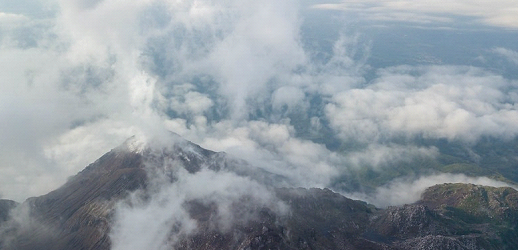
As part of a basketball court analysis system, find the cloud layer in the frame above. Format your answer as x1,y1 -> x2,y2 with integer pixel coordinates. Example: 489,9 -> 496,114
312,0 -> 518,28
0,0 -> 517,205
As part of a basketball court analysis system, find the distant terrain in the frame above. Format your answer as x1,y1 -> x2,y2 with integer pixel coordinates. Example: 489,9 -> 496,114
335,137 -> 518,194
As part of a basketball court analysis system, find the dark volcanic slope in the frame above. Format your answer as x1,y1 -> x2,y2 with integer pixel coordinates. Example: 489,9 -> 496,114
0,200 -> 17,223
177,185 -> 518,250
1,136 -> 517,250
0,142 -> 147,250
177,188 -> 385,250
0,136 -> 227,250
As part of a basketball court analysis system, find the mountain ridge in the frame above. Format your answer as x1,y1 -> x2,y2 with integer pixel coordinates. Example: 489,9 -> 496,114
0,135 -> 517,249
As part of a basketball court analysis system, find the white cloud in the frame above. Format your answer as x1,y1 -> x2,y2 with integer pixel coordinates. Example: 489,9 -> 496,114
493,47 -> 518,66
192,120 -> 341,188
0,0 -> 516,207
0,12 -> 29,26
312,0 -> 518,28
110,168 -> 287,250
326,65 -> 518,143
0,0 -> 305,201
202,0 -> 306,119
272,86 -> 306,111
43,119 -> 140,174
0,0 -> 174,200
169,84 -> 213,115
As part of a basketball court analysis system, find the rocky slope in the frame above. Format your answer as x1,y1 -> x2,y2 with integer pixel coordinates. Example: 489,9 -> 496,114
0,136 -> 517,249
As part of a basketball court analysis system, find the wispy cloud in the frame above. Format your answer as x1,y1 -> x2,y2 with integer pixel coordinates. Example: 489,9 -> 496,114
312,0 -> 518,29
494,47 -> 518,65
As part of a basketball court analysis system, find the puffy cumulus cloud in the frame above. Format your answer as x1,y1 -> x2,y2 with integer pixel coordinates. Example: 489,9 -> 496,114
326,65 -> 518,143
347,173 -> 518,207
312,0 -> 518,28
110,168 -> 287,250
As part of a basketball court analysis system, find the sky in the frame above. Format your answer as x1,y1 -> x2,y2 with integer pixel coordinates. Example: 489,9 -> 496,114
1,0 -> 518,203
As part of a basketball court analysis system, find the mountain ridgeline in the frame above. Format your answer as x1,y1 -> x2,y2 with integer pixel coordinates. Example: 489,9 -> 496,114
0,135 -> 517,249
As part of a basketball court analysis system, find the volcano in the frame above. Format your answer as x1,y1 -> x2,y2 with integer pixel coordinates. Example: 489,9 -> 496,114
0,134 -> 517,250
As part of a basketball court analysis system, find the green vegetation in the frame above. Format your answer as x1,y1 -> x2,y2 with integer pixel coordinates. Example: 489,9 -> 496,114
422,183 -> 518,225
417,183 -> 518,248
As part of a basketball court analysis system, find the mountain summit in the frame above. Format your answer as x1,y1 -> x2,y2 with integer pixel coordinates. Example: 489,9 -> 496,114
0,134 -> 517,249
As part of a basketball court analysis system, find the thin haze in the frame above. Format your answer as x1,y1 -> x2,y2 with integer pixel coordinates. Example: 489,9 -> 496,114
0,0 -> 517,205
313,0 -> 518,28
